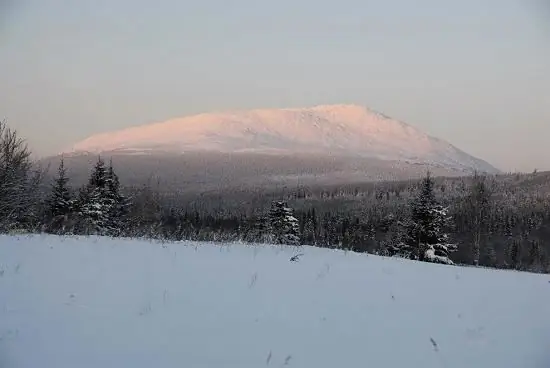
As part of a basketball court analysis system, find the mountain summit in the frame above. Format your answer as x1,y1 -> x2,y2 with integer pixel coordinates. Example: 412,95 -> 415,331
68,104 -> 498,174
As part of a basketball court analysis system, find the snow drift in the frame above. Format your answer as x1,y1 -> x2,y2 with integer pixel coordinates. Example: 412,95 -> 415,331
67,104 -> 499,173
1,235 -> 548,368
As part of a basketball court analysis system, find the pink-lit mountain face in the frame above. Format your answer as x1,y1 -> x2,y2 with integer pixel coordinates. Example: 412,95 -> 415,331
68,104 -> 499,174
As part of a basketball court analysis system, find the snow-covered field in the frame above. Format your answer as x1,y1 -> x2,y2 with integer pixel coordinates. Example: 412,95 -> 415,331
1,235 -> 549,368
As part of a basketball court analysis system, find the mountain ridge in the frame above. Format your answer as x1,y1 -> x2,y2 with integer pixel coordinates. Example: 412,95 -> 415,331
67,104 -> 499,174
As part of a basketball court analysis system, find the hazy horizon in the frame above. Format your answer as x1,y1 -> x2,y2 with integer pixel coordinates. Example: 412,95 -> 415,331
1,0 -> 549,172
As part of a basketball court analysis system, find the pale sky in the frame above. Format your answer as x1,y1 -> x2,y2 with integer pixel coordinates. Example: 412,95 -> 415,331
1,0 -> 549,171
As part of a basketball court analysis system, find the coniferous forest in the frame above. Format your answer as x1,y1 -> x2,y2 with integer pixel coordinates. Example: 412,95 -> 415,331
2,119 -> 549,273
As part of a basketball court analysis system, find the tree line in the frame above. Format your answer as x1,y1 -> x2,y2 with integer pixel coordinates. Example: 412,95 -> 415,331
46,156 -> 129,236
1,119 -> 548,273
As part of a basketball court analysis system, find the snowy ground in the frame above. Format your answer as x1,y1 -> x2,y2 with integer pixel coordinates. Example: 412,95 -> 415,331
0,235 -> 549,368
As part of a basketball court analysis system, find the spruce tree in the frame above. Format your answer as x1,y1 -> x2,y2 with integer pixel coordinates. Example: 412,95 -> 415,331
77,156 -> 113,235
466,172 -> 491,266
105,159 -> 128,235
508,239 -> 521,270
399,172 -> 457,265
528,239 -> 543,272
89,156 -> 108,188
269,200 -> 300,246
47,157 -> 73,232
253,215 -> 271,243
302,208 -> 317,245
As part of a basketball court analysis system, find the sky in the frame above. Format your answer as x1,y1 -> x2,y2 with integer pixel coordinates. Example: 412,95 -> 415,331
1,0 -> 549,171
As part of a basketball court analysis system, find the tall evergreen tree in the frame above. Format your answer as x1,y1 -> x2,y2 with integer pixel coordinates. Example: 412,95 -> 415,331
105,159 -> 129,235
47,157 -> 73,232
301,208 -> 317,245
528,239 -> 543,272
399,172 -> 457,265
252,215 -> 272,243
77,156 -> 114,235
507,239 -> 522,270
88,156 -> 108,188
48,157 -> 72,218
466,172 -> 491,265
269,200 -> 300,246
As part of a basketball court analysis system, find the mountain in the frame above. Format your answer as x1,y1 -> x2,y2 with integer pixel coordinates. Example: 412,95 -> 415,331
67,104 -> 499,174
52,105 -> 500,191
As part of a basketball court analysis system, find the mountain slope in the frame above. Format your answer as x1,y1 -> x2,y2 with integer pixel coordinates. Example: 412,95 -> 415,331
68,104 -> 499,174
1,235 -> 548,367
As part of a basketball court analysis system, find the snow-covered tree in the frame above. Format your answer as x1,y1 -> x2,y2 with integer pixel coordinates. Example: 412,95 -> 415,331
507,239 -> 522,270
0,119 -> 44,231
528,239 -> 544,272
398,172 -> 457,265
421,205 -> 457,265
269,200 -> 300,246
48,158 -> 72,216
77,157 -> 114,235
104,159 -> 130,235
88,156 -> 108,188
464,172 -> 492,265
300,208 -> 317,245
47,157 -> 74,232
245,215 -> 272,243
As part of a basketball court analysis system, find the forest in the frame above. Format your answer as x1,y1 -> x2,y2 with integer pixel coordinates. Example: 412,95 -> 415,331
1,119 -> 549,273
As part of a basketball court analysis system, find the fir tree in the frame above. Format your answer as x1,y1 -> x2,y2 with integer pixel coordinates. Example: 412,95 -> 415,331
507,239 -> 521,270
49,158 -> 72,217
302,208 -> 317,245
483,245 -> 498,268
269,200 -> 300,246
105,159 -> 129,235
47,157 -> 73,232
254,215 -> 272,243
77,156 -> 114,235
88,156 -> 108,188
528,239 -> 543,272
399,172 -> 457,265
466,172 -> 491,266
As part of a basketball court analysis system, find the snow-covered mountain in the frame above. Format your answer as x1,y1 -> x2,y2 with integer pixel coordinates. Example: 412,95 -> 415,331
68,104 -> 499,174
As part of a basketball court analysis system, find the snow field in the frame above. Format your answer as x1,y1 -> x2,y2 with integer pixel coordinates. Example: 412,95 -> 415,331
0,234 -> 548,368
